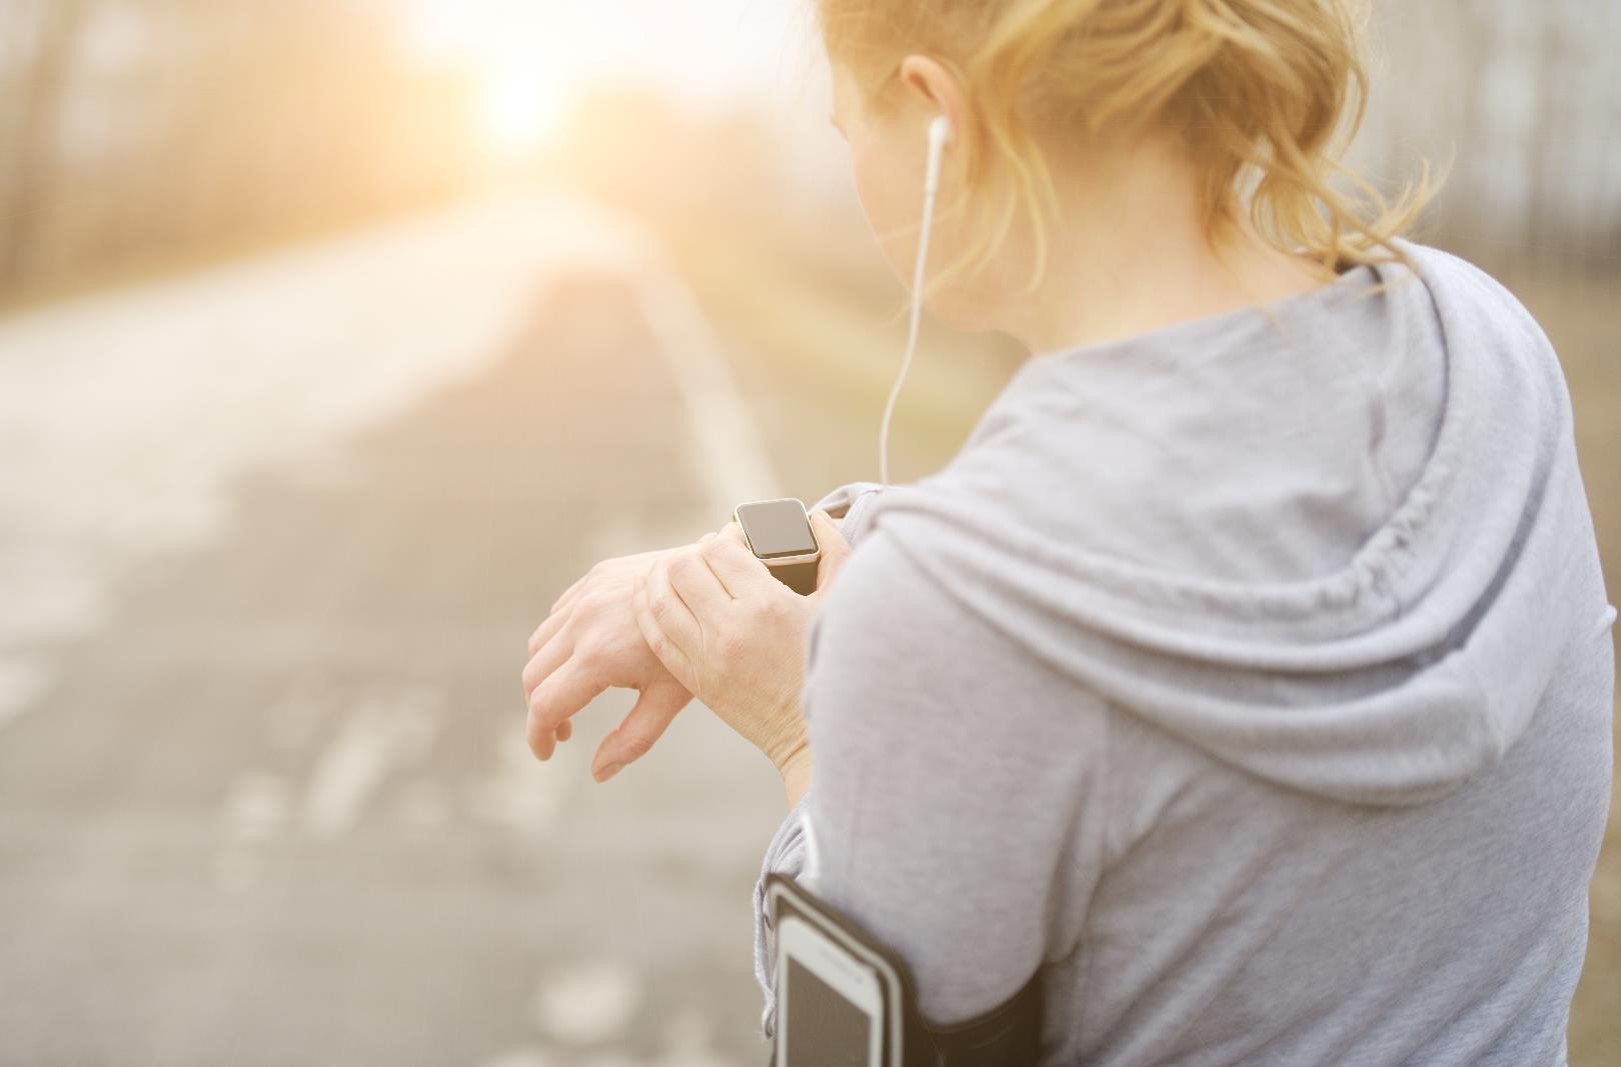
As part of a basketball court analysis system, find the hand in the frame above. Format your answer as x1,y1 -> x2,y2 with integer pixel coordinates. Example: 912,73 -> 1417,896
630,510 -> 852,785
521,547 -> 696,774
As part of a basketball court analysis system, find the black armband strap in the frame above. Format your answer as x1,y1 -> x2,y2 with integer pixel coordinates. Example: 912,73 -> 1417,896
909,966 -> 1043,1066
764,874 -> 1044,1067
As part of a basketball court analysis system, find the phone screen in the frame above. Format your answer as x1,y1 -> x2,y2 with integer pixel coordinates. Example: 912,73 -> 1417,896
784,958 -> 875,1066
737,500 -> 817,559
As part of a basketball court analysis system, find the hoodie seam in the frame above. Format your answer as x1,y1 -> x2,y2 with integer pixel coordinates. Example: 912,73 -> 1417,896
1364,250 -> 1455,623
1068,699 -> 1111,1046
942,245 -> 1465,628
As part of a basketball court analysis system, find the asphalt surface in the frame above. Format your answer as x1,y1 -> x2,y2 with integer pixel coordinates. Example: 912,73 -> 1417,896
0,215 -> 819,1066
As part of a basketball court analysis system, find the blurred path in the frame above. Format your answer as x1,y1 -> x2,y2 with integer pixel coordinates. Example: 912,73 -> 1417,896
0,196 -> 801,1065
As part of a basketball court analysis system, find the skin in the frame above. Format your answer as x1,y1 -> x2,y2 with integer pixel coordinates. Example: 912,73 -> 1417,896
628,512 -> 850,805
832,54 -> 1337,350
522,513 -> 851,807
522,49 -> 1341,805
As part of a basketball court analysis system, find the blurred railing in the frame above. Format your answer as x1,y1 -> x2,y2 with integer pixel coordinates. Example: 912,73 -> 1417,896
1354,0 -> 1621,277
0,0 -> 482,301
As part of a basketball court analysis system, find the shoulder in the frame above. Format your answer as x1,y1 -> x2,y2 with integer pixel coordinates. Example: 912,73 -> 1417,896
806,513 -> 1109,746
1394,239 -> 1573,421
810,524 -> 992,691
1391,239 -> 1551,347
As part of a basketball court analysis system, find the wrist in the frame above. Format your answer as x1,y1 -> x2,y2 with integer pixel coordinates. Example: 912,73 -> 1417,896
759,688 -> 808,776
777,741 -> 812,809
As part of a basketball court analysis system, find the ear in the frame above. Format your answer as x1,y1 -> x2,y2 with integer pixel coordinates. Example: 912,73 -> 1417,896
897,54 -> 966,152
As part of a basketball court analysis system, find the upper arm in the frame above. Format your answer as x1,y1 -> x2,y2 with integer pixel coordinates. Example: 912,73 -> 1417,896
802,527 -> 1109,1023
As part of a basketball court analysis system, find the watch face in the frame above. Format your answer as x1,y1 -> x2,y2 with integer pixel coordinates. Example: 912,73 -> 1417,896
736,499 -> 818,559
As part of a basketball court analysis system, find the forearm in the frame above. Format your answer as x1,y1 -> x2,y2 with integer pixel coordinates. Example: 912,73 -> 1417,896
763,480 -> 870,810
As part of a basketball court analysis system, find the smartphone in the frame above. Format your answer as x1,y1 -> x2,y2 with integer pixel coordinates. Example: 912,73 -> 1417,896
775,915 -> 885,1067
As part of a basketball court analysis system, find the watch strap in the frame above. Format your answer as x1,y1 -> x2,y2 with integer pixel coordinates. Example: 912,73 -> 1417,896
769,558 -> 820,596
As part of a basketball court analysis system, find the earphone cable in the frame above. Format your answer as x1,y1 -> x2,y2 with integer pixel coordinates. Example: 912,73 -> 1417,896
878,177 -> 939,489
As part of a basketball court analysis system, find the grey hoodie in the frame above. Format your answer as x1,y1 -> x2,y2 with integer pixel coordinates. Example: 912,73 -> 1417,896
750,241 -> 1616,1065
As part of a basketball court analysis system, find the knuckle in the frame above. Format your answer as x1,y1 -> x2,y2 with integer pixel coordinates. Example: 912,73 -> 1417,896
572,632 -> 604,666
597,633 -> 634,665
575,589 -> 607,617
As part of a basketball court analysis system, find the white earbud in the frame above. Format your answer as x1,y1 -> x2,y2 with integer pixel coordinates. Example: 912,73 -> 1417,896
924,114 -> 953,195
878,113 -> 954,489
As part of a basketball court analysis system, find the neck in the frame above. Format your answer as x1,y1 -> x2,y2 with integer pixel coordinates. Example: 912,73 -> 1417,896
977,137 -> 1335,356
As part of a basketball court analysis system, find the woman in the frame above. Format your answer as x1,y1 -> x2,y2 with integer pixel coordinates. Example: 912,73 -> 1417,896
521,0 -> 1616,1062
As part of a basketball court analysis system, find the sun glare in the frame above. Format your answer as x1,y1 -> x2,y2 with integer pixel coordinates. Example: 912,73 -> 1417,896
402,0 -> 818,160
405,0 -> 575,158
481,68 -> 563,156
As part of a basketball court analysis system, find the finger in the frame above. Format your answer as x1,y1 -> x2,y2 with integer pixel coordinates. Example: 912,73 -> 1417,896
521,628 -> 572,698
549,569 -> 592,617
530,578 -> 589,653
526,659 -> 606,761
633,570 -> 697,691
809,510 -> 853,593
531,576 -> 590,654
555,719 -> 573,743
644,554 -> 705,660
527,600 -> 574,656
811,508 -> 851,550
591,680 -> 692,782
665,545 -> 732,619
700,522 -> 777,599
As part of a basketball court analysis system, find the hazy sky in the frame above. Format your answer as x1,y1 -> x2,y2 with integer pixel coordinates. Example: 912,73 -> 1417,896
400,0 -> 841,174
404,0 -> 831,109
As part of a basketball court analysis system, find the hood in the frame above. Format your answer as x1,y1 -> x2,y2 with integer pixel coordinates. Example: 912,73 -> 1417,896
839,242 -> 1616,807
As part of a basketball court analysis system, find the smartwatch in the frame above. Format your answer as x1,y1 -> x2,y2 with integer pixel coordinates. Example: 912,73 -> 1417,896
733,497 -> 822,595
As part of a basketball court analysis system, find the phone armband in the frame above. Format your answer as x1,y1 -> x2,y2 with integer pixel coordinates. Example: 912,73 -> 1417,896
764,873 -> 1044,1067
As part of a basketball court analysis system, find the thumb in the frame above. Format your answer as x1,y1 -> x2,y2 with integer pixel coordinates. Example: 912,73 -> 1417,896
591,678 -> 692,782
810,510 -> 853,594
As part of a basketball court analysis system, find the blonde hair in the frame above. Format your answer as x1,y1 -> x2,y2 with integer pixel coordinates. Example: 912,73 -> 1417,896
817,0 -> 1436,296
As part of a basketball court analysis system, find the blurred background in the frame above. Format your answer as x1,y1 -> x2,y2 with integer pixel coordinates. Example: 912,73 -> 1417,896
0,1 -> 1615,1065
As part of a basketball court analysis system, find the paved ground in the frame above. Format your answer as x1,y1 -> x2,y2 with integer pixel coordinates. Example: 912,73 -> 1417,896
0,199 -> 828,1066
